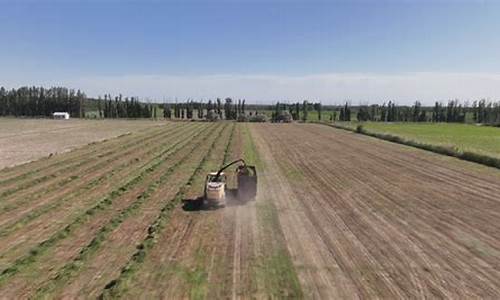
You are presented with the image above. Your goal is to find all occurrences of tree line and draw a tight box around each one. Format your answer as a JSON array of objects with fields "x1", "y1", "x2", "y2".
[
  {"x1": 162, "y1": 97, "x2": 247, "y2": 121},
  {"x1": 271, "y1": 101, "x2": 323, "y2": 122},
  {"x1": 0, "y1": 87, "x2": 254, "y2": 121},
  {"x1": 0, "y1": 86, "x2": 158, "y2": 119},
  {"x1": 352, "y1": 100, "x2": 500, "y2": 124},
  {"x1": 265, "y1": 99, "x2": 500, "y2": 125},
  {"x1": 97, "y1": 94, "x2": 153, "y2": 119},
  {"x1": 0, "y1": 86, "x2": 86, "y2": 118},
  {"x1": 2, "y1": 86, "x2": 500, "y2": 125}
]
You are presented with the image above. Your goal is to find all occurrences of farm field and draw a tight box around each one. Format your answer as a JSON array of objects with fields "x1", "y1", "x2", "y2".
[
  {"x1": 1, "y1": 121, "x2": 500, "y2": 298},
  {"x1": 0, "y1": 118, "x2": 163, "y2": 169},
  {"x1": 0, "y1": 121, "x2": 301, "y2": 299},
  {"x1": 252, "y1": 124, "x2": 500, "y2": 298},
  {"x1": 341, "y1": 122, "x2": 500, "y2": 159}
]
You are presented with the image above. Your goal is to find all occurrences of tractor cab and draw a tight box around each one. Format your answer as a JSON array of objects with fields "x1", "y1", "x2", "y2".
[
  {"x1": 206, "y1": 172, "x2": 226, "y2": 183},
  {"x1": 204, "y1": 172, "x2": 226, "y2": 201}
]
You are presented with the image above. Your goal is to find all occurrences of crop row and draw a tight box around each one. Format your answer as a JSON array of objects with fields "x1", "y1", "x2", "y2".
[
  {"x1": 0, "y1": 128, "x2": 138, "y2": 182},
  {"x1": 0, "y1": 124, "x2": 177, "y2": 195},
  {"x1": 0, "y1": 124, "x2": 204, "y2": 241},
  {"x1": 32, "y1": 123, "x2": 229, "y2": 297},
  {"x1": 0, "y1": 125, "x2": 168, "y2": 195},
  {"x1": 0, "y1": 122, "x2": 198, "y2": 218},
  {"x1": 0, "y1": 124, "x2": 192, "y2": 223},
  {"x1": 0, "y1": 123, "x2": 215, "y2": 283},
  {"x1": 100, "y1": 123, "x2": 235, "y2": 298},
  {"x1": 0, "y1": 124, "x2": 169, "y2": 186},
  {"x1": 0, "y1": 125, "x2": 164, "y2": 181},
  {"x1": 0, "y1": 124, "x2": 218, "y2": 298}
]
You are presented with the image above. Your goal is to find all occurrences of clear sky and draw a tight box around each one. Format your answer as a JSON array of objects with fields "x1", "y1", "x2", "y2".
[{"x1": 1, "y1": 0, "x2": 500, "y2": 104}]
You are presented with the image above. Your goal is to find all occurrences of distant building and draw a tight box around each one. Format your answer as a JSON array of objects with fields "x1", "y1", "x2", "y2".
[{"x1": 53, "y1": 112, "x2": 70, "y2": 120}]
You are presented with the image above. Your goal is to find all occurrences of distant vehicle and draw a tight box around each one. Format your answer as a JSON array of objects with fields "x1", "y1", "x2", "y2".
[{"x1": 53, "y1": 112, "x2": 70, "y2": 120}]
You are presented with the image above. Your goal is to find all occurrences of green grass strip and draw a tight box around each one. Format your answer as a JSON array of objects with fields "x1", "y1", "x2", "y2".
[{"x1": 242, "y1": 124, "x2": 303, "y2": 298}]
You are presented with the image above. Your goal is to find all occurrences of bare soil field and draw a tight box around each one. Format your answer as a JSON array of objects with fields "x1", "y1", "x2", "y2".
[
  {"x1": 0, "y1": 118, "x2": 162, "y2": 169},
  {"x1": 1, "y1": 121, "x2": 500, "y2": 299}
]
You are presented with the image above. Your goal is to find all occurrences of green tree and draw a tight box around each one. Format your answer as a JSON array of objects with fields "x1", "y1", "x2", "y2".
[
  {"x1": 216, "y1": 98, "x2": 222, "y2": 118},
  {"x1": 224, "y1": 97, "x2": 234, "y2": 120},
  {"x1": 302, "y1": 100, "x2": 308, "y2": 122}
]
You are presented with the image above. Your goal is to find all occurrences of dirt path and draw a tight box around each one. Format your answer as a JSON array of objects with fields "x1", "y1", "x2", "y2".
[{"x1": 251, "y1": 123, "x2": 500, "y2": 298}]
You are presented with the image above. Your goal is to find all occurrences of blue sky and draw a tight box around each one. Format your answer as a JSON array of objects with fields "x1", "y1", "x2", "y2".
[{"x1": 1, "y1": 0, "x2": 500, "y2": 104}]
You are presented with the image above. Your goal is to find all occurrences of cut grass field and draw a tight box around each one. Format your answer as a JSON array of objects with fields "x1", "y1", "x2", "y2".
[
  {"x1": 2, "y1": 120, "x2": 500, "y2": 298},
  {"x1": 251, "y1": 123, "x2": 500, "y2": 298},
  {"x1": 358, "y1": 122, "x2": 500, "y2": 159},
  {"x1": 326, "y1": 121, "x2": 500, "y2": 169},
  {"x1": 0, "y1": 118, "x2": 163, "y2": 170},
  {"x1": 0, "y1": 120, "x2": 302, "y2": 298}
]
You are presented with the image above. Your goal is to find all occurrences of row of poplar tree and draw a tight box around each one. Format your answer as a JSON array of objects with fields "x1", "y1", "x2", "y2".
[
  {"x1": 162, "y1": 98, "x2": 246, "y2": 120},
  {"x1": 0, "y1": 86, "x2": 155, "y2": 119},
  {"x1": 272, "y1": 101, "x2": 352, "y2": 122},
  {"x1": 0, "y1": 86, "x2": 86, "y2": 117},
  {"x1": 0, "y1": 87, "x2": 249, "y2": 120},
  {"x1": 271, "y1": 99, "x2": 500, "y2": 124},
  {"x1": 2, "y1": 86, "x2": 500, "y2": 124},
  {"x1": 354, "y1": 100, "x2": 500, "y2": 124},
  {"x1": 271, "y1": 101, "x2": 325, "y2": 122},
  {"x1": 96, "y1": 94, "x2": 154, "y2": 118}
]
